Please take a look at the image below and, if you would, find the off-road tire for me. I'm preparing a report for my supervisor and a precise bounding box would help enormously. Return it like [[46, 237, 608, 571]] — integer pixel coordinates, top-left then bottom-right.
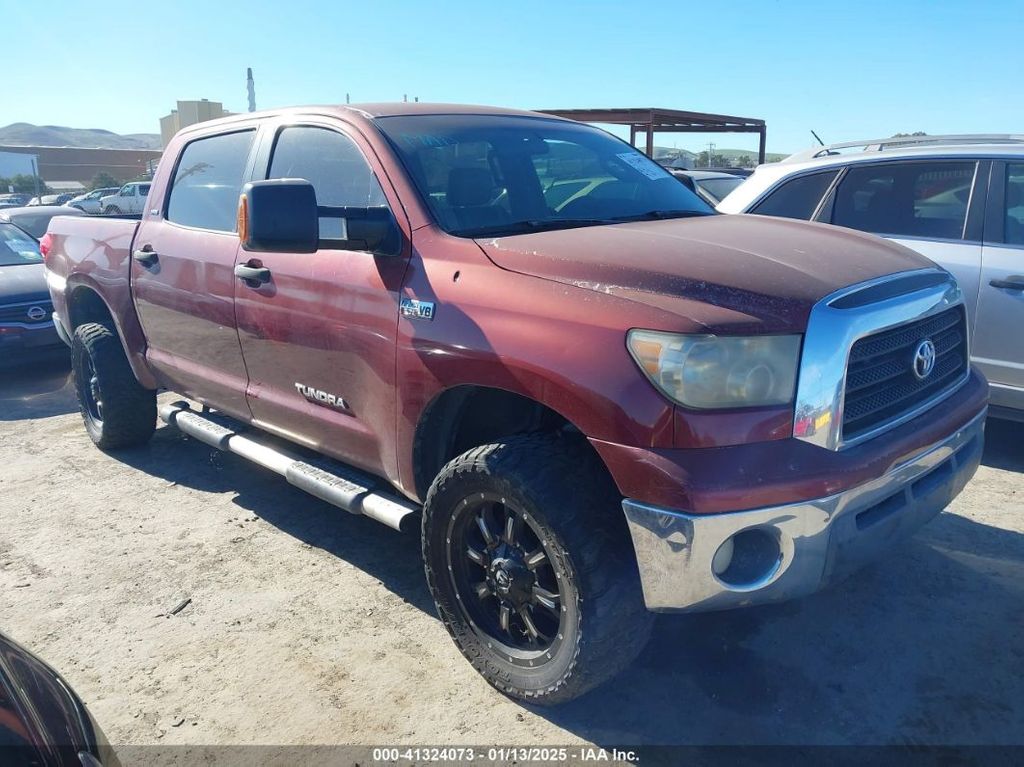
[[422, 433, 653, 705], [71, 322, 156, 449]]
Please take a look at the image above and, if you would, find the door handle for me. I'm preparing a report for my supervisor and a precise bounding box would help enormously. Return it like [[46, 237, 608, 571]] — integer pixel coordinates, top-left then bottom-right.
[[234, 263, 272, 285], [989, 277, 1024, 291], [132, 248, 158, 267]]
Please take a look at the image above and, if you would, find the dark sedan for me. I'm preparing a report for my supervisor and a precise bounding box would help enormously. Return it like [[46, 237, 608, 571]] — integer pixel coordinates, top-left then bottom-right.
[[0, 206, 86, 239], [0, 222, 63, 362], [0, 633, 118, 766]]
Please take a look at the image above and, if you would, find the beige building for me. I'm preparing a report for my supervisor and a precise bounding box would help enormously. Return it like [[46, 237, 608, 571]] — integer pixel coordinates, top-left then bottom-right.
[[159, 99, 233, 147]]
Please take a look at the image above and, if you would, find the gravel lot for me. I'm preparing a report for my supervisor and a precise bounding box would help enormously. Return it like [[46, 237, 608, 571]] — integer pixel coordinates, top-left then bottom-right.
[[1, 358, 1022, 755]]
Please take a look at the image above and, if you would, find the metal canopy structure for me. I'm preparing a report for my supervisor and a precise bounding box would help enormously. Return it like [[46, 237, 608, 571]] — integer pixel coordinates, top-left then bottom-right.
[[539, 107, 767, 164]]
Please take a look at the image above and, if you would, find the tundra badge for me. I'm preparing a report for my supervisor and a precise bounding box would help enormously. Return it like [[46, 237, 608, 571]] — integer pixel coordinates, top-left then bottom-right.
[[400, 298, 435, 321], [295, 383, 349, 411]]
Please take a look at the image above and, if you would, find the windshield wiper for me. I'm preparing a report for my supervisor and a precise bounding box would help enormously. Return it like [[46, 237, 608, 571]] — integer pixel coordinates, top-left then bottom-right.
[[615, 209, 717, 222], [454, 218, 610, 238]]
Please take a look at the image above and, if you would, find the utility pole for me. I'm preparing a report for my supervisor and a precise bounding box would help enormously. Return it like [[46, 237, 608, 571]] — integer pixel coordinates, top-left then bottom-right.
[[30, 156, 40, 198], [247, 68, 256, 112], [706, 142, 716, 168]]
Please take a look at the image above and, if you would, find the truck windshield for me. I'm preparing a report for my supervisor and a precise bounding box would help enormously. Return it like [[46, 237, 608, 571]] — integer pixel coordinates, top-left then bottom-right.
[[0, 223, 42, 266], [376, 114, 714, 237]]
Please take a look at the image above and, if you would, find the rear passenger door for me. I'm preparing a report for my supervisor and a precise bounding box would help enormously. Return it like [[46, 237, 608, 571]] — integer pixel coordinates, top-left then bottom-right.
[[826, 160, 985, 335], [973, 161, 1024, 405], [233, 121, 410, 477], [132, 128, 257, 419]]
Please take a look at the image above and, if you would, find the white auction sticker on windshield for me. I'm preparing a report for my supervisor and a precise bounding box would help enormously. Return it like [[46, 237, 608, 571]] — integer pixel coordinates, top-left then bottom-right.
[[616, 152, 668, 180]]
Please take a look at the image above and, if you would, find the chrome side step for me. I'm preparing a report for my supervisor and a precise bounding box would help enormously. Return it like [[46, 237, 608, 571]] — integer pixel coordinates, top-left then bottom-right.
[[159, 401, 419, 532]]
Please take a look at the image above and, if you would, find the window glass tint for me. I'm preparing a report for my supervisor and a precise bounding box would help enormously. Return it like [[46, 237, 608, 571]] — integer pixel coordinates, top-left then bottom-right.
[[697, 176, 743, 203], [167, 130, 255, 231], [832, 161, 975, 240], [139, 184, 151, 196], [0, 222, 42, 266], [1006, 163, 1024, 245], [268, 127, 387, 239], [750, 170, 837, 219], [377, 114, 711, 237]]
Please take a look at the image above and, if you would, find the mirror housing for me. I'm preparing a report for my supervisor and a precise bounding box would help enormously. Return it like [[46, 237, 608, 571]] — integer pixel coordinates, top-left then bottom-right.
[[239, 179, 319, 253], [323, 206, 402, 257]]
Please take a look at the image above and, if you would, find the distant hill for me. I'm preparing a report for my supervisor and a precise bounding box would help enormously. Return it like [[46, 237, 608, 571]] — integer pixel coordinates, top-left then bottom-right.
[[0, 123, 161, 150]]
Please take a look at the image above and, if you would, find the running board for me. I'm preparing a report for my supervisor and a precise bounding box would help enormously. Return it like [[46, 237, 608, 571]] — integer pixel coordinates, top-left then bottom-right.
[[159, 401, 419, 532]]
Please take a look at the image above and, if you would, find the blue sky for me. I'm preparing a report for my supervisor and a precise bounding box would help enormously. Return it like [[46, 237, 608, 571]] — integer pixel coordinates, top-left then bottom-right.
[[5, 0, 1021, 154]]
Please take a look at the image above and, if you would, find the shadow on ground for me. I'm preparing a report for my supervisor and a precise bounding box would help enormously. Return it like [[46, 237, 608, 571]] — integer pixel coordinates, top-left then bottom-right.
[[105, 414, 1024, 746], [982, 417, 1024, 472], [0, 356, 75, 420], [112, 421, 436, 615]]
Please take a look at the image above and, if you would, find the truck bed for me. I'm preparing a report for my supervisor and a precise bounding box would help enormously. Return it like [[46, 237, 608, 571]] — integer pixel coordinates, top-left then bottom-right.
[[44, 213, 154, 386]]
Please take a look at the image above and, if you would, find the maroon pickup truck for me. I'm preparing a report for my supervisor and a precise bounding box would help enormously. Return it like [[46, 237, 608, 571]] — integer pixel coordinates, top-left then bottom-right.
[[42, 104, 988, 703]]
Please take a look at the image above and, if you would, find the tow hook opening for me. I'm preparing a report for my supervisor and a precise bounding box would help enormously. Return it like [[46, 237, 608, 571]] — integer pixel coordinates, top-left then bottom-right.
[[712, 528, 783, 589]]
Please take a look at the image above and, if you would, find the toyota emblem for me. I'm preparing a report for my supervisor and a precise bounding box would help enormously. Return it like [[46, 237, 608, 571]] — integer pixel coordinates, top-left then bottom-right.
[[26, 305, 47, 322], [912, 338, 937, 380]]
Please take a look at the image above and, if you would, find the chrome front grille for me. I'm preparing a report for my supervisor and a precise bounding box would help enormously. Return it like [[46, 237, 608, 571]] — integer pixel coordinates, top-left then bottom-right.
[[0, 300, 53, 325], [793, 269, 968, 451], [842, 306, 968, 441]]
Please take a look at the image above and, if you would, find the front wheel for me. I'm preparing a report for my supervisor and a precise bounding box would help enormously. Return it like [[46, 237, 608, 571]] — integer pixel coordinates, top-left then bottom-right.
[[71, 322, 156, 449], [422, 434, 653, 705]]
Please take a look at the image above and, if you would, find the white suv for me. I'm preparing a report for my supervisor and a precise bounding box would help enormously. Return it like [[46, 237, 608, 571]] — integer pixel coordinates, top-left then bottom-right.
[[718, 136, 1024, 419], [100, 182, 152, 215]]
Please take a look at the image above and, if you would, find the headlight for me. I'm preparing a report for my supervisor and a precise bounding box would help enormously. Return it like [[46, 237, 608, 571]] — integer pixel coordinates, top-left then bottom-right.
[[627, 330, 802, 409]]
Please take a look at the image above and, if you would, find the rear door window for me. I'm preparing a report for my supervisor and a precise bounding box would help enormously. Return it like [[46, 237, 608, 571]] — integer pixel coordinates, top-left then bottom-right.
[[749, 170, 838, 219], [832, 161, 976, 240], [1005, 163, 1024, 246], [166, 130, 255, 232]]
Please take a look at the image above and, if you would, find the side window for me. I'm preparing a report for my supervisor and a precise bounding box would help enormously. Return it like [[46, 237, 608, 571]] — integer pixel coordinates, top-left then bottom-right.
[[166, 130, 255, 232], [750, 170, 838, 219], [120, 186, 130, 197], [1005, 163, 1024, 246], [267, 126, 388, 239], [832, 161, 975, 240], [139, 184, 151, 196]]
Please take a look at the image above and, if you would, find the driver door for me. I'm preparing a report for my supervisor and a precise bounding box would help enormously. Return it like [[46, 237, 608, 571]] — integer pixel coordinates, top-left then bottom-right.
[[233, 121, 410, 477]]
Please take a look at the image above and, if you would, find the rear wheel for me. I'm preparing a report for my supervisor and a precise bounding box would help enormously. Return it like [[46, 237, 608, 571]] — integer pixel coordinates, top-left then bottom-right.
[[71, 322, 155, 449], [423, 433, 652, 704]]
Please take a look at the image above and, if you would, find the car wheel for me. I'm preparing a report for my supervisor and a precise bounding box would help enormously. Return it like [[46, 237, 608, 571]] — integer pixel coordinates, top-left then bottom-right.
[[422, 433, 653, 705], [71, 322, 156, 449]]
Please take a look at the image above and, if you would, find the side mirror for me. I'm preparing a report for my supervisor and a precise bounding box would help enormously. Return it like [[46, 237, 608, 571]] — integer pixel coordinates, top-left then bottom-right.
[[326, 206, 402, 257], [239, 179, 318, 253]]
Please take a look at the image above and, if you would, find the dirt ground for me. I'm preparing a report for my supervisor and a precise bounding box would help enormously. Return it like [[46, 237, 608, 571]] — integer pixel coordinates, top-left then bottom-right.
[[1, 358, 1022, 755]]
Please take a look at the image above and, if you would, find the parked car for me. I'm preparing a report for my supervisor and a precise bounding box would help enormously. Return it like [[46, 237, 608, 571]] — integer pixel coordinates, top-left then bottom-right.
[[0, 632, 118, 766], [0, 193, 30, 209], [0, 205, 85, 239], [669, 169, 745, 205], [99, 182, 151, 215], [718, 135, 1024, 420], [0, 222, 62, 362], [44, 104, 987, 704], [66, 187, 120, 214]]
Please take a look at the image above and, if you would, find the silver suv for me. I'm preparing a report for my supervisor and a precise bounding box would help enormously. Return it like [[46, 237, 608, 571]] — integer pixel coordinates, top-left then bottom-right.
[[718, 135, 1024, 419]]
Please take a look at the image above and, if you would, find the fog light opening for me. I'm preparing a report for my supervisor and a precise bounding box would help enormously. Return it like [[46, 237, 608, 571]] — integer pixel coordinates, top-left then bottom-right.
[[713, 528, 783, 588]]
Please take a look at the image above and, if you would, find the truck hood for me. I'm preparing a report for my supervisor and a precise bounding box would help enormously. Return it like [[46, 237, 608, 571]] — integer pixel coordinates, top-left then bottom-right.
[[475, 214, 933, 333], [0, 263, 48, 306]]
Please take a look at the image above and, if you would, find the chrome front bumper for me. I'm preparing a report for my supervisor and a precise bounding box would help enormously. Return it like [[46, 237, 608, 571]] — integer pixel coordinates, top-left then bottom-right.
[[623, 408, 986, 612]]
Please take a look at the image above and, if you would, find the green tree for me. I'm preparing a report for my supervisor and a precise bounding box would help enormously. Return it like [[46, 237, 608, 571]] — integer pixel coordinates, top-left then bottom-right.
[[0, 174, 49, 194], [89, 171, 120, 190]]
